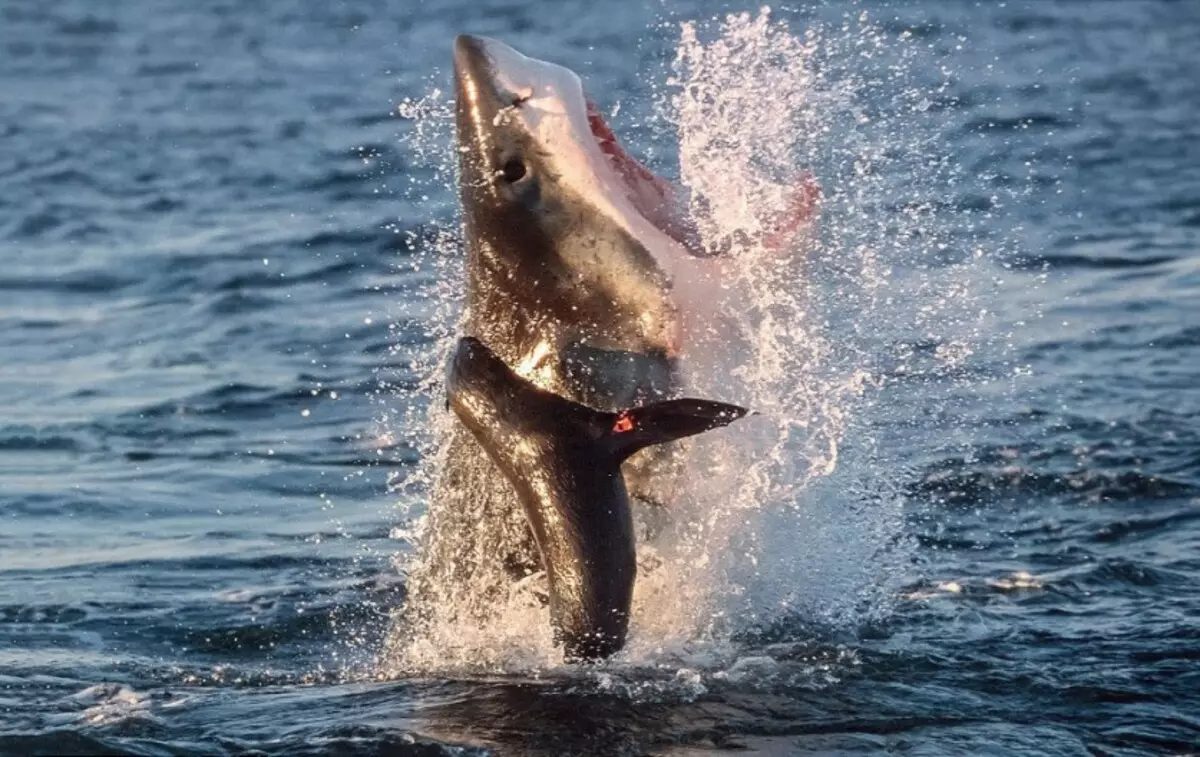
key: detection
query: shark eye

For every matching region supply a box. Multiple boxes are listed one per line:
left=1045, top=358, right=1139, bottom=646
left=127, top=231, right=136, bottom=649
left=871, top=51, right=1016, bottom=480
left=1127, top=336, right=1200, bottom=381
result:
left=500, top=158, right=527, bottom=184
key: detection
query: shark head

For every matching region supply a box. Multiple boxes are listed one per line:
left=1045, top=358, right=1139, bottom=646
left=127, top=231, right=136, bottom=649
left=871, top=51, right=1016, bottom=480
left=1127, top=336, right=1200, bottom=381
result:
left=453, top=34, right=707, bottom=358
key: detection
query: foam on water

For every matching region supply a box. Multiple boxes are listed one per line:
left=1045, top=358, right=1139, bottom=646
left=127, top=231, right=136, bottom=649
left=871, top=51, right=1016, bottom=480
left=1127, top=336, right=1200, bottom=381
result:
left=378, top=7, right=1005, bottom=677
left=67, top=684, right=161, bottom=727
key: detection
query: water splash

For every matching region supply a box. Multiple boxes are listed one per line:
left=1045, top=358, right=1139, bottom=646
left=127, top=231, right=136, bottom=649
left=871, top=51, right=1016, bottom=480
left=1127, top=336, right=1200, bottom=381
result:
left=672, top=9, right=816, bottom=255
left=378, top=7, right=1003, bottom=676
left=378, top=86, right=459, bottom=557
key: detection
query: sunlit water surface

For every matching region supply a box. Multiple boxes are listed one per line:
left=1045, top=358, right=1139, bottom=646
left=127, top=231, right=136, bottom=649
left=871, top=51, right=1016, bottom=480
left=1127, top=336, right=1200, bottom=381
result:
left=2, top=1, right=1198, bottom=755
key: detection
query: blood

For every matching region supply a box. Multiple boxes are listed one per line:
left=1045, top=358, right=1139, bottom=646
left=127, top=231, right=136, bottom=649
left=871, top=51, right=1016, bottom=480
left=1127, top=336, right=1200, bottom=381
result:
left=585, top=99, right=819, bottom=257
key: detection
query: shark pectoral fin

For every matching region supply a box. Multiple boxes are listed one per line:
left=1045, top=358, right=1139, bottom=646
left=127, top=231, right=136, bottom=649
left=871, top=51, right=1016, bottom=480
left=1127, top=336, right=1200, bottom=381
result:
left=604, top=398, right=748, bottom=462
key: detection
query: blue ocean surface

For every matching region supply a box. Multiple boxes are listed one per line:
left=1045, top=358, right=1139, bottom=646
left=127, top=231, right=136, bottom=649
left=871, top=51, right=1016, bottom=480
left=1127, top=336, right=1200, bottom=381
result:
left=2, top=0, right=1198, bottom=755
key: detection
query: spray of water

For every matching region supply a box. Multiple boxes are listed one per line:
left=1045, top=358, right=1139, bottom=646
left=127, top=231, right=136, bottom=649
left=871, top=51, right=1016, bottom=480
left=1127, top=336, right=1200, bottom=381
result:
left=376, top=7, right=1000, bottom=677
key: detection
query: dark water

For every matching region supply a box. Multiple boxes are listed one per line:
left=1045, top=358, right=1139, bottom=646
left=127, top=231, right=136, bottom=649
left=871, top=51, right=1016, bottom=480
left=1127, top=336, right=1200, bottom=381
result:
left=3, top=0, right=1199, bottom=755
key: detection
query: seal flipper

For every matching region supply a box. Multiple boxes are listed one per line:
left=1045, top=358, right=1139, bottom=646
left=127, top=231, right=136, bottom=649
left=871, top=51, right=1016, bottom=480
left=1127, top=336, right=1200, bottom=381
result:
left=602, top=398, right=748, bottom=463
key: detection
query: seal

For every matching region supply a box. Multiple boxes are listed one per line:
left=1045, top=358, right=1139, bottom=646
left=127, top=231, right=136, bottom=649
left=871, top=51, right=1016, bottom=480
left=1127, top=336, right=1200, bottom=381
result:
left=446, top=336, right=747, bottom=661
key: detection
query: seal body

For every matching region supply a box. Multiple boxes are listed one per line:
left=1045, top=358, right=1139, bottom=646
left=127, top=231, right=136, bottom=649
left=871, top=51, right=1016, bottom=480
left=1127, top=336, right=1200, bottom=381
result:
left=447, top=336, right=746, bottom=661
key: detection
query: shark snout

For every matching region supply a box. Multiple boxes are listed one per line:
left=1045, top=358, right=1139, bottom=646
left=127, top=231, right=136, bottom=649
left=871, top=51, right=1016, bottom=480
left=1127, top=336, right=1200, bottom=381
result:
left=452, top=35, right=499, bottom=107
left=453, top=34, right=531, bottom=112
left=452, top=35, right=488, bottom=80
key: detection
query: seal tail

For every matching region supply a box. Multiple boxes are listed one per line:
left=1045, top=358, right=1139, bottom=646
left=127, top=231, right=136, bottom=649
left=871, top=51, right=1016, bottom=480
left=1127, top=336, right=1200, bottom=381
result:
left=603, top=398, right=748, bottom=462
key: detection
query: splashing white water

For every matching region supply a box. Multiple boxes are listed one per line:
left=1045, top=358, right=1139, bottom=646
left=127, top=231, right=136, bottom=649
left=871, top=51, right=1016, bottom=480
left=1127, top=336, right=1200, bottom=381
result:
left=379, top=88, right=459, bottom=555
left=378, top=7, right=1000, bottom=676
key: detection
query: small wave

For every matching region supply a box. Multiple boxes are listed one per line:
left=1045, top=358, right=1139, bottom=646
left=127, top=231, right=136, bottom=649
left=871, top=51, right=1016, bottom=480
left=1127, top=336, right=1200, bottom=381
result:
left=206, top=290, right=280, bottom=315
left=212, top=250, right=390, bottom=294
left=130, top=381, right=361, bottom=422
left=997, top=13, right=1061, bottom=33
left=55, top=15, right=119, bottom=36
left=1087, top=558, right=1185, bottom=588
left=139, top=195, right=183, bottom=213
left=1091, top=508, right=1200, bottom=545
left=0, top=604, right=89, bottom=624
left=878, top=18, right=945, bottom=39
left=1152, top=326, right=1200, bottom=349
left=0, top=270, right=135, bottom=295
left=1157, top=194, right=1200, bottom=214
left=901, top=572, right=1045, bottom=600
left=134, top=60, right=200, bottom=77
left=1006, top=253, right=1177, bottom=271
left=0, top=427, right=85, bottom=452
left=352, top=110, right=405, bottom=127
left=913, top=466, right=1198, bottom=504
left=0, top=732, right=153, bottom=757
left=258, top=726, right=483, bottom=757
left=301, top=169, right=380, bottom=199
left=301, top=229, right=386, bottom=251
left=170, top=614, right=339, bottom=656
left=3, top=492, right=125, bottom=518
left=6, top=209, right=63, bottom=238
left=963, top=113, right=1076, bottom=135
left=6, top=550, right=339, bottom=578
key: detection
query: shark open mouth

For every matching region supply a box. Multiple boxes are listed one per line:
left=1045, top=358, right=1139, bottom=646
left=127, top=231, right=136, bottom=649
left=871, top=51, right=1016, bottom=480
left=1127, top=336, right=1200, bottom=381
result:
left=582, top=100, right=708, bottom=257
left=584, top=94, right=818, bottom=258
left=453, top=32, right=820, bottom=330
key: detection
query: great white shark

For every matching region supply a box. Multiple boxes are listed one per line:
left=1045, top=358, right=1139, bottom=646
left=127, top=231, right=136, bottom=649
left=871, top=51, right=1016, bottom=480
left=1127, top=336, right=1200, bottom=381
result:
left=400, top=35, right=816, bottom=652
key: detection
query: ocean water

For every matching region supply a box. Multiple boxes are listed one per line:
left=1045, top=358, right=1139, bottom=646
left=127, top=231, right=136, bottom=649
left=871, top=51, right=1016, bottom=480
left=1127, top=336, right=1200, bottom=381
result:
left=2, top=0, right=1199, bottom=755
